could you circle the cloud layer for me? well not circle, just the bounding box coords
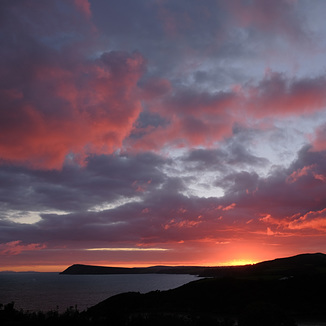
[1,0,326,270]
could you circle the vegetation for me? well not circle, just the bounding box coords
[0,302,87,326]
[0,301,236,325]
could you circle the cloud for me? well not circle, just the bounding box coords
[246,72,326,117]
[0,49,145,169]
[74,0,92,19]
[219,203,236,211]
[226,0,305,40]
[1,145,325,247]
[286,165,315,184]
[127,88,236,151]
[287,208,326,231]
[0,152,167,214]
[1,0,325,169]
[0,1,145,169]
[127,71,326,152]
[312,123,326,152]
[1,145,326,267]
[0,240,45,256]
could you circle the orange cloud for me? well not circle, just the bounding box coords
[261,208,326,233]
[218,203,236,211]
[287,208,326,231]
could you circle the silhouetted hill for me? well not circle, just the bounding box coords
[255,252,326,270]
[60,252,326,279]
[247,252,326,279]
[60,263,233,276]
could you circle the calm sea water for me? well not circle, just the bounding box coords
[0,272,199,312]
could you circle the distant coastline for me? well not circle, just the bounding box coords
[60,252,326,278]
[59,264,240,277]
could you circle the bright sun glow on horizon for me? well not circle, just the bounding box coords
[2,251,317,272]
[219,259,258,266]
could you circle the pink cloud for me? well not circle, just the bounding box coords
[74,0,92,19]
[0,240,46,256]
[0,1,145,169]
[244,72,326,118]
[127,90,236,151]
[286,165,315,183]
[313,173,326,182]
[128,70,326,153]
[312,124,326,152]
[2,0,325,172]
[0,51,145,169]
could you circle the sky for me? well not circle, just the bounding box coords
[2,0,326,272]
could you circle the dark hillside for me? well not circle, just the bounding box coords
[83,253,326,325]
[86,273,326,325]
[248,252,326,278]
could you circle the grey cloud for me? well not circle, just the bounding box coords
[0,152,168,214]
[183,128,269,172]
[90,0,302,84]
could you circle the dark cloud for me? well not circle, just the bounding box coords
[0,152,167,214]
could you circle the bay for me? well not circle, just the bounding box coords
[0,272,199,312]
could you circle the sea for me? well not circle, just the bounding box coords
[0,272,200,313]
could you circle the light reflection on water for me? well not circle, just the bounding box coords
[0,272,200,312]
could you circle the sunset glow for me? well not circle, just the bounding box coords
[220,260,257,267]
[1,0,326,272]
